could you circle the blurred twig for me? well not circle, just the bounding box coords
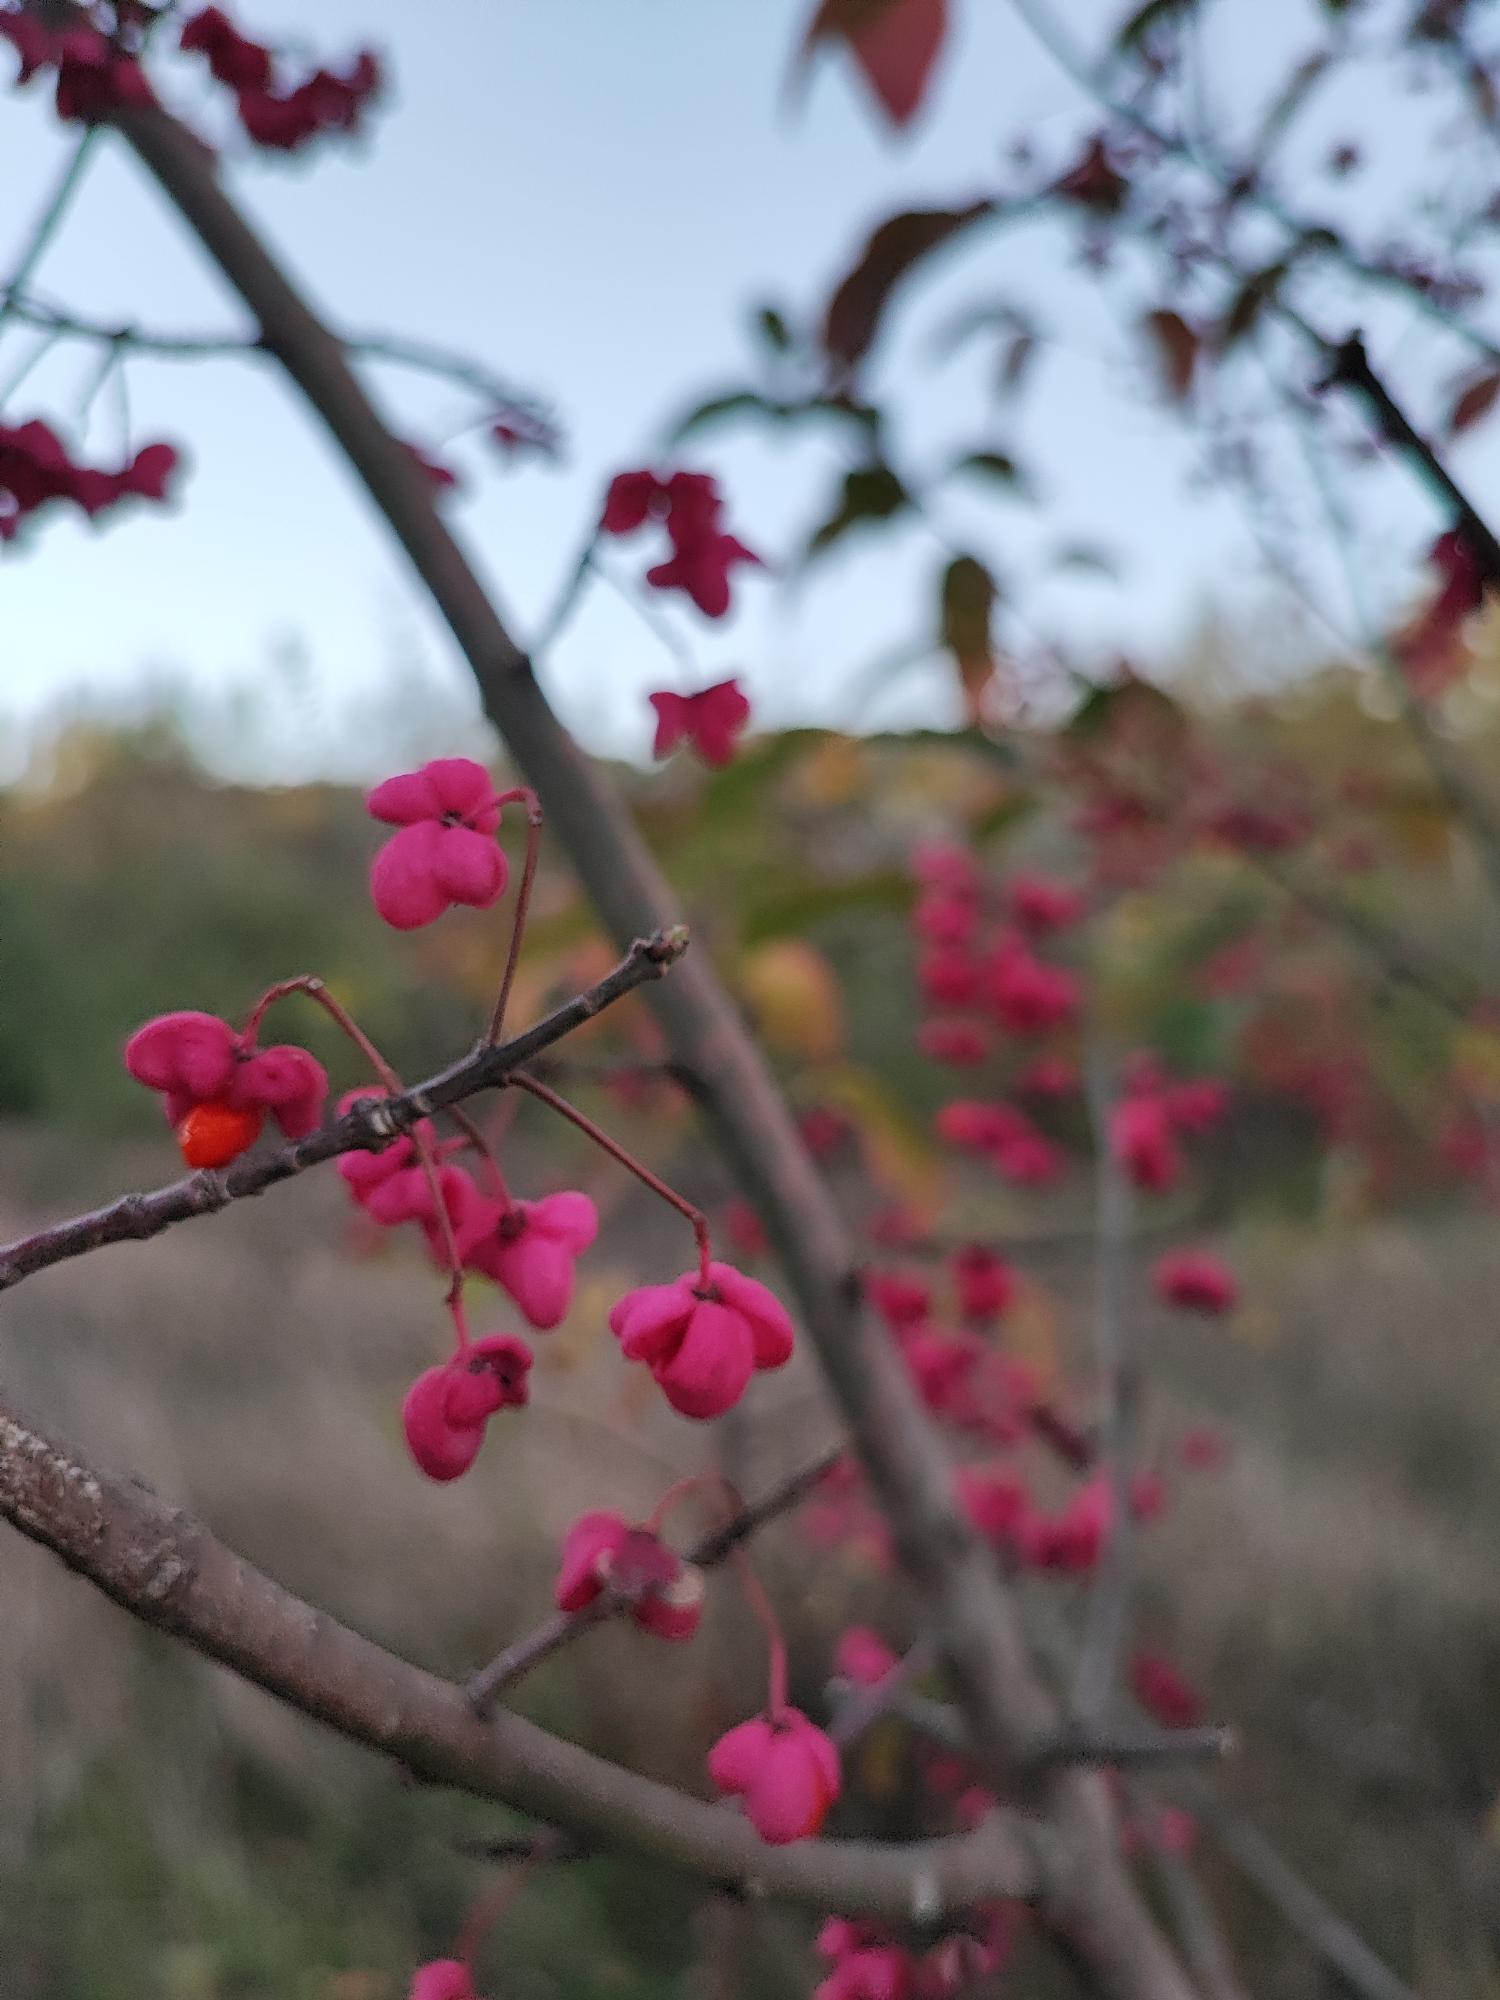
[466,1444,845,1714]
[1073,1045,1139,1722]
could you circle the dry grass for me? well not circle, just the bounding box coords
[4,1128,1500,1991]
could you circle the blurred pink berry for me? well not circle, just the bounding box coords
[1110,1095,1181,1192]
[988,940,1078,1034]
[912,894,977,948]
[917,946,984,1009]
[1164,1078,1229,1134]
[1130,1651,1203,1728]
[1005,871,1084,933]
[649,678,751,766]
[834,1626,899,1686]
[1180,1425,1228,1471]
[1152,1248,1237,1314]
[910,840,981,898]
[866,1270,931,1331]
[951,1245,1016,1322]
[917,1017,989,1066]
[723,1197,770,1259]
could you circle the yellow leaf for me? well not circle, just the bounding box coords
[794,733,870,807]
[1453,1024,1500,1097]
[816,1062,941,1209]
[1002,1279,1060,1388]
[856,1717,909,1800]
[738,940,847,1061]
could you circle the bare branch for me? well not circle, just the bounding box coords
[0,928,687,1295]
[0,132,97,342]
[0,1391,1032,1921]
[833,1676,1234,1770]
[1322,334,1500,585]
[0,289,557,436]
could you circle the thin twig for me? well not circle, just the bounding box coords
[0,928,688,1295]
[465,1445,845,1714]
[0,133,97,347]
[1073,1046,1138,1722]
[831,1676,1233,1770]
[0,291,558,436]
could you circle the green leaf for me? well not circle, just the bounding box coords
[1050,541,1120,578]
[754,303,793,351]
[1141,308,1198,400]
[667,389,789,442]
[947,448,1031,496]
[804,464,912,560]
[741,869,914,945]
[1255,50,1331,157]
[1065,672,1184,742]
[1113,0,1193,51]
[1220,259,1292,347]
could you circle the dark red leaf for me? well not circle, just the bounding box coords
[802,0,949,128]
[1142,308,1198,400]
[822,200,994,379]
[1053,135,1128,214]
[1448,369,1500,437]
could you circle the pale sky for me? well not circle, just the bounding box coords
[2,0,1497,779]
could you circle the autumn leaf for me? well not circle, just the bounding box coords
[738,939,847,1060]
[822,201,995,379]
[1053,135,1128,214]
[801,0,950,128]
[1142,308,1198,400]
[939,553,999,726]
[1447,368,1500,437]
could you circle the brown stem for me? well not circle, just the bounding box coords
[485,787,544,1046]
[444,1102,514,1207]
[242,976,470,1321]
[511,1072,713,1285]
[1322,334,1500,584]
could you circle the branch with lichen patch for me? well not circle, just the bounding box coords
[0,1391,1031,1922]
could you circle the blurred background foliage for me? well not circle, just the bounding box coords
[6,626,1500,1994]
